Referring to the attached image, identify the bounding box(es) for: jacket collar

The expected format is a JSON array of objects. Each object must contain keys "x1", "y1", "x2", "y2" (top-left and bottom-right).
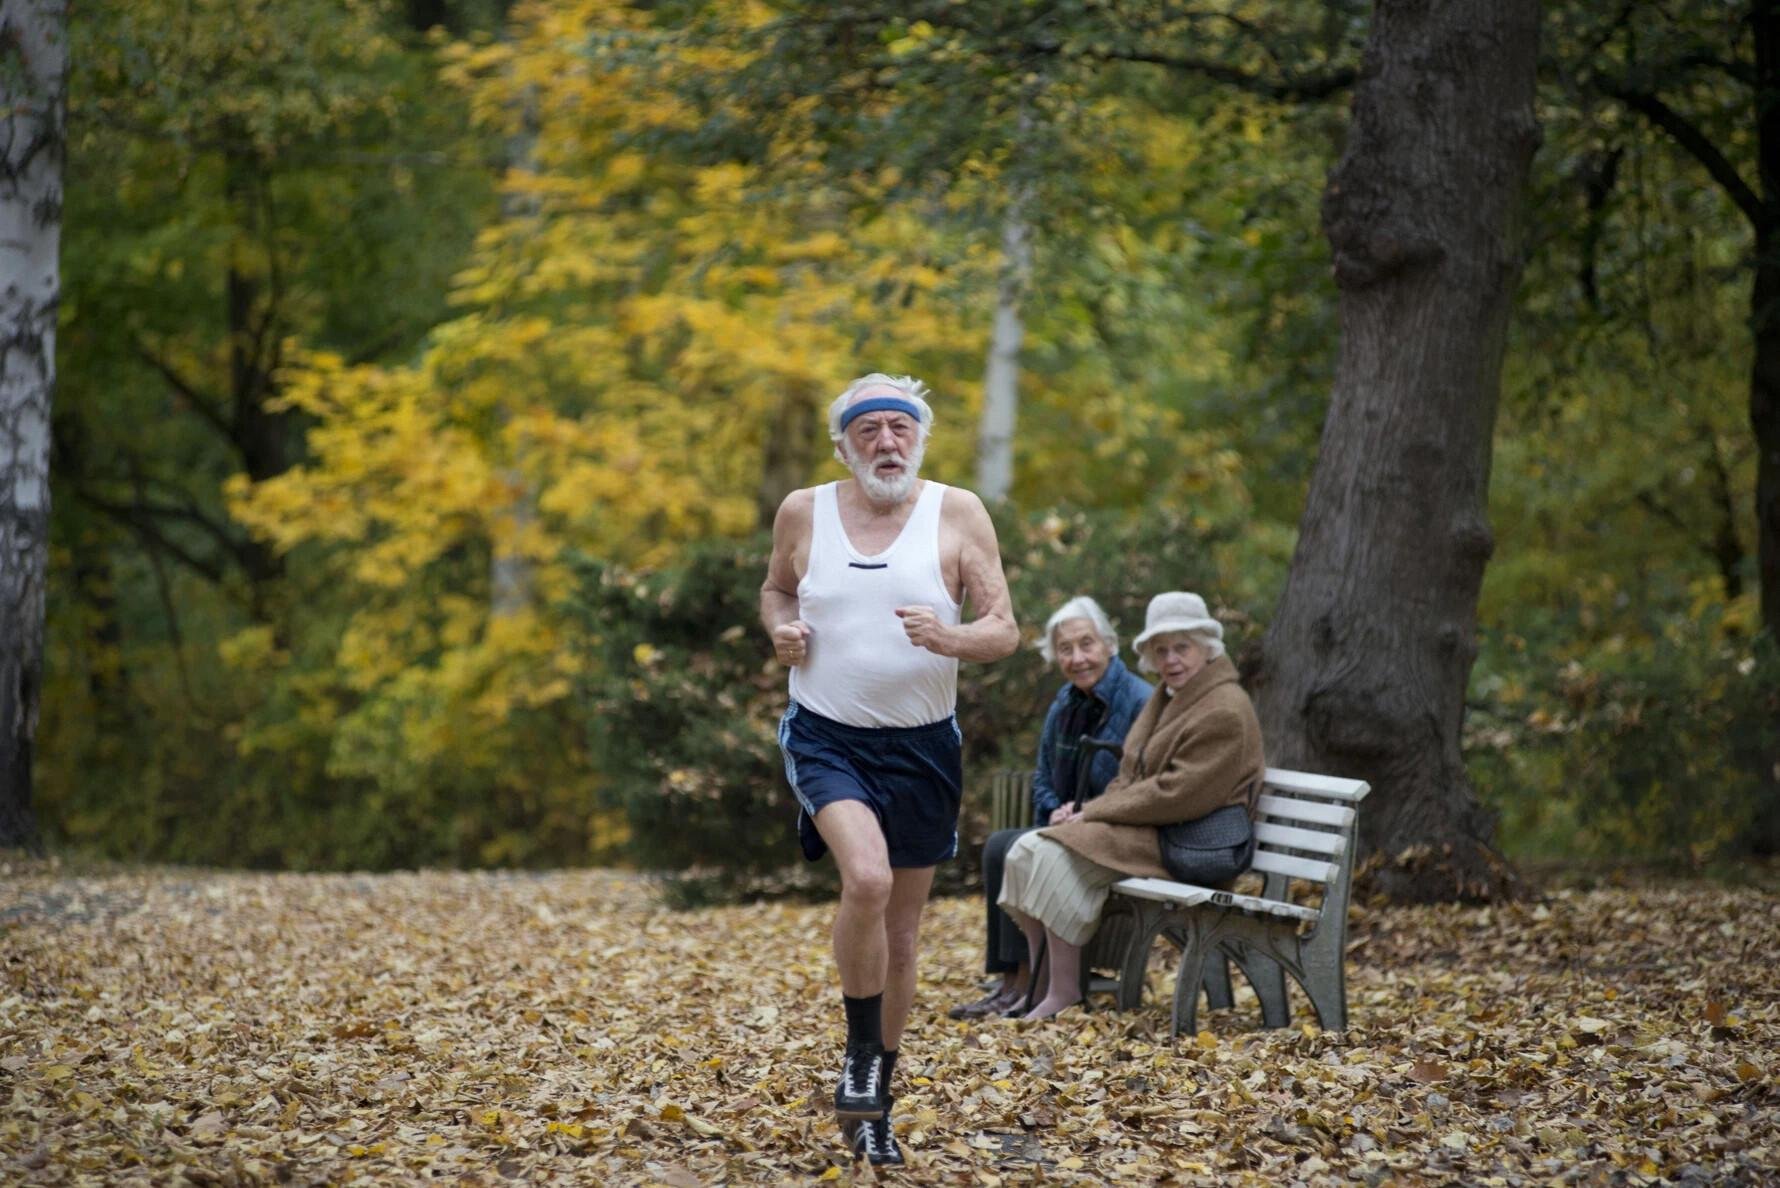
[
  {"x1": 1156, "y1": 654, "x2": 1240, "y2": 719},
  {"x1": 1088, "y1": 654, "x2": 1135, "y2": 704}
]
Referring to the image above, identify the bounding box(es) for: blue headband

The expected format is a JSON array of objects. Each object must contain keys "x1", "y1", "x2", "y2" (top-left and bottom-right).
[{"x1": 840, "y1": 396, "x2": 923, "y2": 433}]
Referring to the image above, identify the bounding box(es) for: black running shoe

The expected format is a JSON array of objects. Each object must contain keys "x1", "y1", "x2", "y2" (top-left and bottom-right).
[
  {"x1": 848, "y1": 1111, "x2": 904, "y2": 1167},
  {"x1": 833, "y1": 1042, "x2": 887, "y2": 1121}
]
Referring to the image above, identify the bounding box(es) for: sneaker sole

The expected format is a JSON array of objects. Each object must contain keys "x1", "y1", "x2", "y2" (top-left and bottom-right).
[{"x1": 834, "y1": 1102, "x2": 888, "y2": 1122}]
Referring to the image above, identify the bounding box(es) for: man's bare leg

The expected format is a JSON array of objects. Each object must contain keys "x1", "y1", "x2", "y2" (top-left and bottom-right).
[
  {"x1": 881, "y1": 865, "x2": 936, "y2": 1052},
  {"x1": 813, "y1": 801, "x2": 894, "y2": 996},
  {"x1": 812, "y1": 800, "x2": 895, "y2": 1124}
]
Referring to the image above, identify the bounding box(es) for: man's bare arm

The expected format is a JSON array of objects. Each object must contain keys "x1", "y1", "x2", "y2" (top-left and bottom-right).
[
  {"x1": 761, "y1": 489, "x2": 813, "y2": 665},
  {"x1": 898, "y1": 489, "x2": 1019, "y2": 662}
]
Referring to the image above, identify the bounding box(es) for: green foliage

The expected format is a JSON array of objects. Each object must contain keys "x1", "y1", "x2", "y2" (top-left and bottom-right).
[{"x1": 1468, "y1": 613, "x2": 1779, "y2": 865}]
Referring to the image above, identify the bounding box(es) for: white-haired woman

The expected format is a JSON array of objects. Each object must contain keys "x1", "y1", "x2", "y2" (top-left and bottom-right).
[
  {"x1": 947, "y1": 596, "x2": 1151, "y2": 1020},
  {"x1": 997, "y1": 592, "x2": 1265, "y2": 1019}
]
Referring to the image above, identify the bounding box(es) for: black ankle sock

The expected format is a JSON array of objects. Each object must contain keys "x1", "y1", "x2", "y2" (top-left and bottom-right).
[
  {"x1": 843, "y1": 993, "x2": 883, "y2": 1049},
  {"x1": 881, "y1": 1048, "x2": 898, "y2": 1092}
]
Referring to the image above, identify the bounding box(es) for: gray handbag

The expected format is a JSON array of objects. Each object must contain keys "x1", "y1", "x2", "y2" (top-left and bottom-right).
[{"x1": 1158, "y1": 803, "x2": 1255, "y2": 885}]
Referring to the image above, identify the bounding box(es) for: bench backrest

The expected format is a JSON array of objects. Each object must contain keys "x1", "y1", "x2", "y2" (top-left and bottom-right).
[
  {"x1": 987, "y1": 769, "x2": 1035, "y2": 834},
  {"x1": 1249, "y1": 767, "x2": 1371, "y2": 910}
]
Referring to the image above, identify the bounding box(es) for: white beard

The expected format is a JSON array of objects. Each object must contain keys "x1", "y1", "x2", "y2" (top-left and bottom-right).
[{"x1": 846, "y1": 438, "x2": 925, "y2": 504}]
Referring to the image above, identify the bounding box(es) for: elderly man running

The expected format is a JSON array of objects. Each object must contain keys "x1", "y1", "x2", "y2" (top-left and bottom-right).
[{"x1": 761, "y1": 373, "x2": 1019, "y2": 1166}]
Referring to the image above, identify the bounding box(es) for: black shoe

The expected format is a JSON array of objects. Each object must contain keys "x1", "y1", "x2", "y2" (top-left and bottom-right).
[
  {"x1": 833, "y1": 1043, "x2": 887, "y2": 1121},
  {"x1": 845, "y1": 1109, "x2": 904, "y2": 1167}
]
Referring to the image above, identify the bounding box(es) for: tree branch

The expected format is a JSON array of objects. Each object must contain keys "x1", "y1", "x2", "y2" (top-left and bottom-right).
[
  {"x1": 1029, "y1": 41, "x2": 1356, "y2": 101},
  {"x1": 73, "y1": 488, "x2": 232, "y2": 585},
  {"x1": 1602, "y1": 82, "x2": 1762, "y2": 226},
  {"x1": 131, "y1": 337, "x2": 235, "y2": 440}
]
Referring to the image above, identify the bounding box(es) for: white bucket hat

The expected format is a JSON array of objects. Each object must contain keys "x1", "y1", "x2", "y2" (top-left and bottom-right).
[{"x1": 1131, "y1": 591, "x2": 1224, "y2": 655}]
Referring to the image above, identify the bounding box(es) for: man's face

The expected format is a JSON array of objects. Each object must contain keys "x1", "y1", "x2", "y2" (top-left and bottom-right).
[{"x1": 841, "y1": 391, "x2": 924, "y2": 502}]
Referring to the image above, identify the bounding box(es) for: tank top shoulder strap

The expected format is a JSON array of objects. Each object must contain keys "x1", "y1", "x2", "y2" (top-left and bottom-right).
[
  {"x1": 806, "y1": 481, "x2": 842, "y2": 574},
  {"x1": 911, "y1": 480, "x2": 948, "y2": 528},
  {"x1": 910, "y1": 481, "x2": 958, "y2": 610}
]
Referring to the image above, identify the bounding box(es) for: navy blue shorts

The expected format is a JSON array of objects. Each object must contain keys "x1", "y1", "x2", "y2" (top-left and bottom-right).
[{"x1": 778, "y1": 701, "x2": 963, "y2": 868}]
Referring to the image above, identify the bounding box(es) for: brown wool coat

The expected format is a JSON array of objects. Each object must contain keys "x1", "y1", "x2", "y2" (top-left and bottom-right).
[{"x1": 1040, "y1": 654, "x2": 1264, "y2": 881}]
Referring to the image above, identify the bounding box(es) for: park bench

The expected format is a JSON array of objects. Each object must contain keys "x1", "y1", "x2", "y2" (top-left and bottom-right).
[{"x1": 982, "y1": 764, "x2": 1370, "y2": 1035}]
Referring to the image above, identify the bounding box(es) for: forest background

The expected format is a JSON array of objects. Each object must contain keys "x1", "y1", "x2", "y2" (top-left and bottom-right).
[{"x1": 21, "y1": 0, "x2": 1780, "y2": 888}]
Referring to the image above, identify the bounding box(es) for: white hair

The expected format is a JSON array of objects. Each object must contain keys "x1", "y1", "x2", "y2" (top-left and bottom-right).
[
  {"x1": 1135, "y1": 629, "x2": 1226, "y2": 673},
  {"x1": 1038, "y1": 596, "x2": 1120, "y2": 664},
  {"x1": 827, "y1": 373, "x2": 935, "y2": 445}
]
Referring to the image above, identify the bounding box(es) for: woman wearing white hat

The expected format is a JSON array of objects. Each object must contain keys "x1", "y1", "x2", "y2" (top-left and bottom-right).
[{"x1": 996, "y1": 591, "x2": 1265, "y2": 1019}]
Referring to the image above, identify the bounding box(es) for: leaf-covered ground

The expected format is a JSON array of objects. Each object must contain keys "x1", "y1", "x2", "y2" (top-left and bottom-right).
[{"x1": 3, "y1": 861, "x2": 1776, "y2": 1185}]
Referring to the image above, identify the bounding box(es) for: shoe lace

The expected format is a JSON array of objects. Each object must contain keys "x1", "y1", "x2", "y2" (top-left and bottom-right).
[
  {"x1": 845, "y1": 1048, "x2": 882, "y2": 1099},
  {"x1": 857, "y1": 1116, "x2": 896, "y2": 1159}
]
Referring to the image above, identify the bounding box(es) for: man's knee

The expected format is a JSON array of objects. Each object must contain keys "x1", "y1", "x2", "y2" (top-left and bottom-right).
[{"x1": 840, "y1": 864, "x2": 894, "y2": 910}]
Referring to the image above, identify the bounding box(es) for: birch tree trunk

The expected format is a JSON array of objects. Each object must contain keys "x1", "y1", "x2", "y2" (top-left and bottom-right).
[
  {"x1": 0, "y1": 0, "x2": 67, "y2": 850},
  {"x1": 976, "y1": 196, "x2": 1031, "y2": 503},
  {"x1": 491, "y1": 81, "x2": 538, "y2": 619},
  {"x1": 1255, "y1": 0, "x2": 1541, "y2": 901}
]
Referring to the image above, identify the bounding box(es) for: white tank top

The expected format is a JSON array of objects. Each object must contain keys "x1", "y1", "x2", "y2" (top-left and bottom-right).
[{"x1": 789, "y1": 480, "x2": 962, "y2": 728}]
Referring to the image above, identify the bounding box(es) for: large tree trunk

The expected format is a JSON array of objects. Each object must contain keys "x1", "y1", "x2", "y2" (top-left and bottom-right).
[
  {"x1": 756, "y1": 379, "x2": 822, "y2": 531},
  {"x1": 1255, "y1": 0, "x2": 1540, "y2": 901},
  {"x1": 1754, "y1": 2, "x2": 1780, "y2": 640},
  {"x1": 0, "y1": 0, "x2": 67, "y2": 852},
  {"x1": 1749, "y1": 2, "x2": 1780, "y2": 852},
  {"x1": 976, "y1": 199, "x2": 1031, "y2": 503}
]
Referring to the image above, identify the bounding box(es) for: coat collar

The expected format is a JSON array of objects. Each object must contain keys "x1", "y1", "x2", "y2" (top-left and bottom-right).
[
  {"x1": 1154, "y1": 654, "x2": 1240, "y2": 720},
  {"x1": 1088, "y1": 653, "x2": 1135, "y2": 704}
]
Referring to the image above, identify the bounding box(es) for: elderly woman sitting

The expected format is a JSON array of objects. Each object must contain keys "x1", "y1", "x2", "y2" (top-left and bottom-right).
[
  {"x1": 997, "y1": 591, "x2": 1265, "y2": 1020},
  {"x1": 947, "y1": 596, "x2": 1151, "y2": 1020}
]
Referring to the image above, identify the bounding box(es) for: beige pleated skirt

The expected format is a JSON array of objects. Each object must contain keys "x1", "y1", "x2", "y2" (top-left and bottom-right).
[{"x1": 996, "y1": 831, "x2": 1125, "y2": 946}]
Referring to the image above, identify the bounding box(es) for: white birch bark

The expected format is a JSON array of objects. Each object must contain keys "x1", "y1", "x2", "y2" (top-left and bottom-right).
[
  {"x1": 491, "y1": 81, "x2": 538, "y2": 619},
  {"x1": 976, "y1": 196, "x2": 1031, "y2": 503},
  {"x1": 0, "y1": 0, "x2": 66, "y2": 847}
]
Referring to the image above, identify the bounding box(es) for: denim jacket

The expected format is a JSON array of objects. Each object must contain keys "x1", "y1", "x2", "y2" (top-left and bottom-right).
[{"x1": 1030, "y1": 653, "x2": 1153, "y2": 821}]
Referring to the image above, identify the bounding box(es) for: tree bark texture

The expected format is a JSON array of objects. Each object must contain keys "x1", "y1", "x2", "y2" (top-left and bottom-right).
[
  {"x1": 1255, "y1": 0, "x2": 1540, "y2": 901},
  {"x1": 976, "y1": 198, "x2": 1031, "y2": 504},
  {"x1": 491, "y1": 79, "x2": 540, "y2": 618},
  {"x1": 0, "y1": 0, "x2": 67, "y2": 851},
  {"x1": 756, "y1": 379, "x2": 822, "y2": 531},
  {"x1": 1752, "y1": 1, "x2": 1780, "y2": 640}
]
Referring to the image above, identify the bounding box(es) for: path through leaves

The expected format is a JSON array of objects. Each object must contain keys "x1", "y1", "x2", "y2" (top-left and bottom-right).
[{"x1": 3, "y1": 863, "x2": 1776, "y2": 1184}]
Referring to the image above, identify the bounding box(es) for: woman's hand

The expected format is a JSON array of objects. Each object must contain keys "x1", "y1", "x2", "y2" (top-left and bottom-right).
[{"x1": 1048, "y1": 804, "x2": 1080, "y2": 826}]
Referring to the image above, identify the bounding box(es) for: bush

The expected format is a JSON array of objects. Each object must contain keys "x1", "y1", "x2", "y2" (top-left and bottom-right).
[{"x1": 1467, "y1": 615, "x2": 1780, "y2": 865}]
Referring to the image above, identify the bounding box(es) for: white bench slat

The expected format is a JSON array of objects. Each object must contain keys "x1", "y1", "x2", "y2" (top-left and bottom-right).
[
  {"x1": 1250, "y1": 849, "x2": 1340, "y2": 884},
  {"x1": 1263, "y1": 768, "x2": 1371, "y2": 802},
  {"x1": 1254, "y1": 821, "x2": 1347, "y2": 856},
  {"x1": 1111, "y1": 877, "x2": 1321, "y2": 923},
  {"x1": 1109, "y1": 878, "x2": 1220, "y2": 909},
  {"x1": 1257, "y1": 794, "x2": 1355, "y2": 829}
]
